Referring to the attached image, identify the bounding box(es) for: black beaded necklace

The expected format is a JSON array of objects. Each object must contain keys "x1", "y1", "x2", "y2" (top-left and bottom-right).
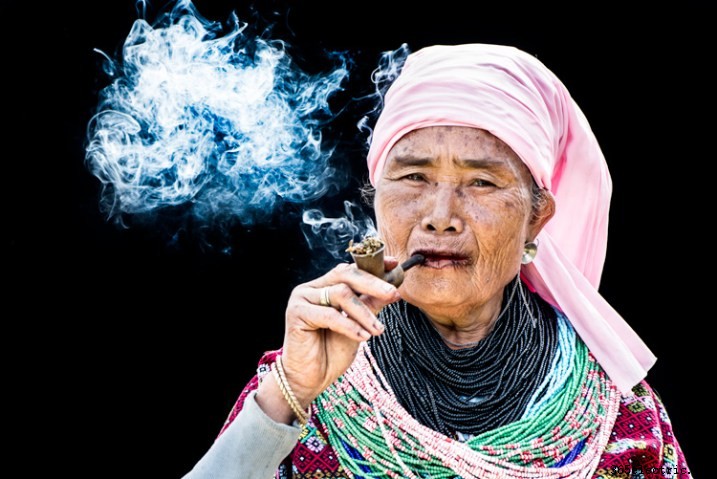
[{"x1": 369, "y1": 275, "x2": 558, "y2": 437}]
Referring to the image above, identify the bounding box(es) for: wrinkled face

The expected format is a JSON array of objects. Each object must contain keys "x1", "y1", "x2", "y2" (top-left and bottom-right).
[{"x1": 374, "y1": 126, "x2": 540, "y2": 312}]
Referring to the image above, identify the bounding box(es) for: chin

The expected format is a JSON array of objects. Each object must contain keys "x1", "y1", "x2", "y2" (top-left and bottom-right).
[{"x1": 400, "y1": 271, "x2": 469, "y2": 308}]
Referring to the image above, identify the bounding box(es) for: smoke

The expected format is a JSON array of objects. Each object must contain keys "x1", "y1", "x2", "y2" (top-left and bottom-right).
[
  {"x1": 85, "y1": 0, "x2": 350, "y2": 238},
  {"x1": 356, "y1": 43, "x2": 410, "y2": 149},
  {"x1": 301, "y1": 200, "x2": 377, "y2": 262},
  {"x1": 298, "y1": 44, "x2": 409, "y2": 266},
  {"x1": 84, "y1": 0, "x2": 416, "y2": 268}
]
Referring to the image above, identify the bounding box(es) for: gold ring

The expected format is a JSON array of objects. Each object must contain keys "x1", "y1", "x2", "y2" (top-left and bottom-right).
[{"x1": 319, "y1": 286, "x2": 331, "y2": 307}]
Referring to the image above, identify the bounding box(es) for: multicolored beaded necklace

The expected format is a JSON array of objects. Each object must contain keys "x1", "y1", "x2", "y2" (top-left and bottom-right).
[
  {"x1": 369, "y1": 277, "x2": 560, "y2": 437},
  {"x1": 313, "y1": 282, "x2": 620, "y2": 478}
]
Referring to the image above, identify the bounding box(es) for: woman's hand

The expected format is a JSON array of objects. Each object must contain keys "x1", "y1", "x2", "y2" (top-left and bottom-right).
[{"x1": 278, "y1": 258, "x2": 400, "y2": 409}]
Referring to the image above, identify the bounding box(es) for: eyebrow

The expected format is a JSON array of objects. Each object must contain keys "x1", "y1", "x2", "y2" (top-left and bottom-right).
[{"x1": 391, "y1": 155, "x2": 507, "y2": 169}]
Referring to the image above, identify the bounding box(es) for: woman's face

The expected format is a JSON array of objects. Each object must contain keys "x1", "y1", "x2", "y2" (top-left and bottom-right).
[{"x1": 374, "y1": 126, "x2": 546, "y2": 314}]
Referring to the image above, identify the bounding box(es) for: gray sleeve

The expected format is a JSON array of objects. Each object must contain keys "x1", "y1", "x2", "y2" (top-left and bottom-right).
[{"x1": 181, "y1": 390, "x2": 301, "y2": 479}]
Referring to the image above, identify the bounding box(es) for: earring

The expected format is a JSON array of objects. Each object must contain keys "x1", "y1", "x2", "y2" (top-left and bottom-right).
[{"x1": 521, "y1": 241, "x2": 538, "y2": 265}]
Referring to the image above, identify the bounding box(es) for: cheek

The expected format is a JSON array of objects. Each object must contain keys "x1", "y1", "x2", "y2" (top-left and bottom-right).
[
  {"x1": 469, "y1": 206, "x2": 520, "y2": 231},
  {"x1": 374, "y1": 185, "x2": 422, "y2": 254},
  {"x1": 466, "y1": 202, "x2": 527, "y2": 281},
  {"x1": 467, "y1": 196, "x2": 530, "y2": 245}
]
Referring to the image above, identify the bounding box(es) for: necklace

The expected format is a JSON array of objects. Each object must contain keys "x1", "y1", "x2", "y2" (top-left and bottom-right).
[
  {"x1": 314, "y1": 312, "x2": 620, "y2": 479},
  {"x1": 368, "y1": 275, "x2": 558, "y2": 436}
]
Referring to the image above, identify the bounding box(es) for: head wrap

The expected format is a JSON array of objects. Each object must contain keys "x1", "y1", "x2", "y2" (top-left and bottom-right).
[{"x1": 366, "y1": 43, "x2": 655, "y2": 394}]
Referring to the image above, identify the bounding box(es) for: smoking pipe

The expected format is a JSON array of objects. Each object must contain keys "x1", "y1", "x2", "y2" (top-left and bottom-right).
[{"x1": 347, "y1": 237, "x2": 425, "y2": 287}]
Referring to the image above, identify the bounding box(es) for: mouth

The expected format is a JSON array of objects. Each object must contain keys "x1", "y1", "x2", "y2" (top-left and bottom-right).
[{"x1": 411, "y1": 248, "x2": 472, "y2": 269}]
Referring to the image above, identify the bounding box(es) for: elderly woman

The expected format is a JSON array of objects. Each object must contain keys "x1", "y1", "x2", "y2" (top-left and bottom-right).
[{"x1": 183, "y1": 44, "x2": 691, "y2": 479}]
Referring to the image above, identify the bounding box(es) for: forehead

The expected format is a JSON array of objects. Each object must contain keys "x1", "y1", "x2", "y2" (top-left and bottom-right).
[
  {"x1": 388, "y1": 126, "x2": 519, "y2": 160},
  {"x1": 384, "y1": 126, "x2": 532, "y2": 182}
]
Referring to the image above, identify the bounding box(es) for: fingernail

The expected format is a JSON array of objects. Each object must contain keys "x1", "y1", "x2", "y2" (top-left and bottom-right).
[
  {"x1": 383, "y1": 284, "x2": 397, "y2": 294},
  {"x1": 374, "y1": 321, "x2": 384, "y2": 331},
  {"x1": 359, "y1": 330, "x2": 371, "y2": 339}
]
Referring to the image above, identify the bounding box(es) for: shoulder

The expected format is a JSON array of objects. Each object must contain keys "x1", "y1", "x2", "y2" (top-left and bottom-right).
[
  {"x1": 596, "y1": 378, "x2": 690, "y2": 476},
  {"x1": 217, "y1": 348, "x2": 283, "y2": 437},
  {"x1": 618, "y1": 380, "x2": 662, "y2": 415},
  {"x1": 613, "y1": 379, "x2": 682, "y2": 453},
  {"x1": 618, "y1": 379, "x2": 677, "y2": 432}
]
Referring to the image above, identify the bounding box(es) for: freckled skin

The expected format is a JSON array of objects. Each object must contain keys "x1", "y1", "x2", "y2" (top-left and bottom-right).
[{"x1": 374, "y1": 126, "x2": 554, "y2": 344}]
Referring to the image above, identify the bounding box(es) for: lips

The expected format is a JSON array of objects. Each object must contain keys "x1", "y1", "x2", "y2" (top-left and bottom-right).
[{"x1": 411, "y1": 248, "x2": 472, "y2": 269}]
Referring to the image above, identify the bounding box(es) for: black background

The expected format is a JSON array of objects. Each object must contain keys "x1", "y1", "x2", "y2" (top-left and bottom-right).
[{"x1": 5, "y1": 1, "x2": 707, "y2": 477}]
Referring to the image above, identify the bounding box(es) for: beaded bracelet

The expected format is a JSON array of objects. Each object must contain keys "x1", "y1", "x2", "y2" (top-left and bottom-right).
[{"x1": 272, "y1": 355, "x2": 310, "y2": 425}]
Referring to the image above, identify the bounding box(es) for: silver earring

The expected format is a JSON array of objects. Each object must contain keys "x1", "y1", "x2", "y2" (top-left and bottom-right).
[{"x1": 521, "y1": 241, "x2": 538, "y2": 265}]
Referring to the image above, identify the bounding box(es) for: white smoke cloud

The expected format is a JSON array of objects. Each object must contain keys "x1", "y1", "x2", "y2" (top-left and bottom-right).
[{"x1": 85, "y1": 0, "x2": 349, "y2": 230}]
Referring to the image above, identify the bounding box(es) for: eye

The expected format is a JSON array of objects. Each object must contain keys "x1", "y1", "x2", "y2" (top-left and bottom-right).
[
  {"x1": 470, "y1": 178, "x2": 496, "y2": 187},
  {"x1": 402, "y1": 173, "x2": 427, "y2": 182}
]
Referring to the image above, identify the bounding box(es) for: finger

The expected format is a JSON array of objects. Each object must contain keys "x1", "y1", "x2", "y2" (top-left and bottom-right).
[
  {"x1": 291, "y1": 284, "x2": 384, "y2": 336},
  {"x1": 384, "y1": 256, "x2": 399, "y2": 271},
  {"x1": 307, "y1": 284, "x2": 382, "y2": 335},
  {"x1": 321, "y1": 283, "x2": 386, "y2": 335},
  {"x1": 312, "y1": 263, "x2": 399, "y2": 302},
  {"x1": 289, "y1": 300, "x2": 374, "y2": 341},
  {"x1": 360, "y1": 292, "x2": 400, "y2": 316}
]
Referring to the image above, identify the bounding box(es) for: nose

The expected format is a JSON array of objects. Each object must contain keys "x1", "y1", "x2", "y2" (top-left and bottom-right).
[{"x1": 420, "y1": 184, "x2": 464, "y2": 234}]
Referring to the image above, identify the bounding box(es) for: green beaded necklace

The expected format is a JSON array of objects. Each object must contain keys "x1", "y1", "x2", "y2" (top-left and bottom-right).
[{"x1": 314, "y1": 311, "x2": 620, "y2": 479}]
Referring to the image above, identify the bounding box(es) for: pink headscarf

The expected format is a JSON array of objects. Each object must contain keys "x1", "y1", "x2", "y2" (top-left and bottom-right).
[{"x1": 366, "y1": 44, "x2": 655, "y2": 395}]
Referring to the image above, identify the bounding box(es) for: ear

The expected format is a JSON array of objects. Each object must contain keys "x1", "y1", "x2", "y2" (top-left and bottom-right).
[{"x1": 528, "y1": 188, "x2": 555, "y2": 240}]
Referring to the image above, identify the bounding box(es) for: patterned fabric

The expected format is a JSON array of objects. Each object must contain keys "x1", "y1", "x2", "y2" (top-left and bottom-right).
[
  {"x1": 219, "y1": 351, "x2": 691, "y2": 479},
  {"x1": 592, "y1": 383, "x2": 691, "y2": 478}
]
